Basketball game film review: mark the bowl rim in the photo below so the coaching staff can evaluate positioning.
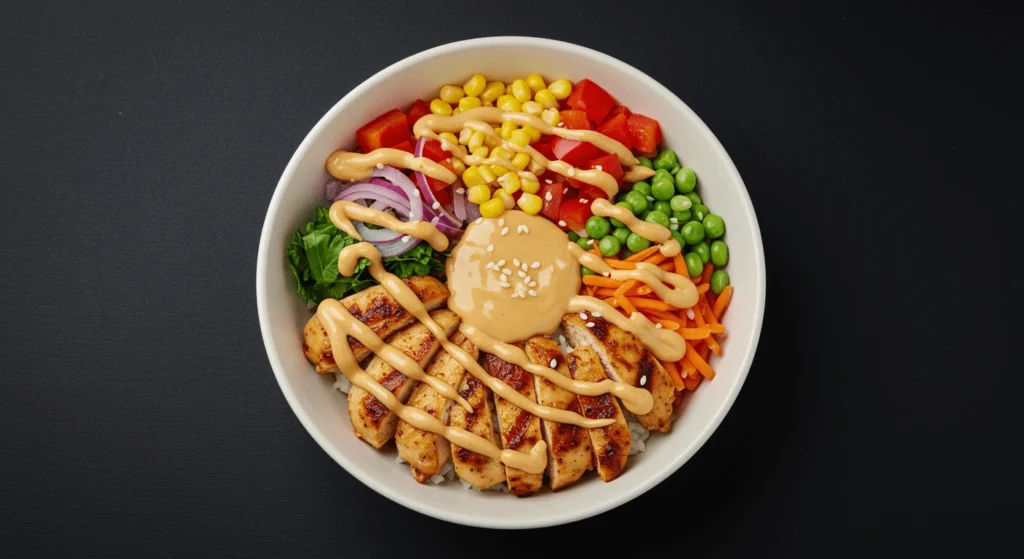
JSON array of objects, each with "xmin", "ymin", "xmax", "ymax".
[{"xmin": 256, "ymin": 35, "xmax": 766, "ymax": 529}]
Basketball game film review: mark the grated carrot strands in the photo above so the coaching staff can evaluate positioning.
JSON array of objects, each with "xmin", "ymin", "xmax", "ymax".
[
  {"xmin": 625, "ymin": 246, "xmax": 660, "ymax": 262},
  {"xmin": 661, "ymin": 360, "xmax": 685, "ymax": 390},
  {"xmin": 712, "ymin": 285, "xmax": 732, "ymax": 318}
]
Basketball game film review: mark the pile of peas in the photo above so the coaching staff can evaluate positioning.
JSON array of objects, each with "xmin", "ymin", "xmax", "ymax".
[{"xmin": 575, "ymin": 148, "xmax": 731, "ymax": 295}]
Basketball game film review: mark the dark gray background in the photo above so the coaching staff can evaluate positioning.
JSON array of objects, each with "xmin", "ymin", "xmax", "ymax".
[{"xmin": 2, "ymin": 1, "xmax": 1021, "ymax": 556}]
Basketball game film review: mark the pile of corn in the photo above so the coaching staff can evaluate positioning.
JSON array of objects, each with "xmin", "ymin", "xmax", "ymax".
[{"xmin": 429, "ymin": 73, "xmax": 574, "ymax": 218}]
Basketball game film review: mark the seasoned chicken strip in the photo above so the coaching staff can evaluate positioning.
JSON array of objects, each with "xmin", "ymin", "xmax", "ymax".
[
  {"xmin": 347, "ymin": 310, "xmax": 460, "ymax": 449},
  {"xmin": 567, "ymin": 346, "xmax": 630, "ymax": 482},
  {"xmin": 395, "ymin": 332, "xmax": 478, "ymax": 483},
  {"xmin": 562, "ymin": 314, "xmax": 675, "ymax": 432},
  {"xmin": 524, "ymin": 336, "xmax": 592, "ymax": 491},
  {"xmin": 483, "ymin": 353, "xmax": 544, "ymax": 496},
  {"xmin": 303, "ymin": 276, "xmax": 449, "ymax": 373},
  {"xmin": 449, "ymin": 376, "xmax": 505, "ymax": 490}
]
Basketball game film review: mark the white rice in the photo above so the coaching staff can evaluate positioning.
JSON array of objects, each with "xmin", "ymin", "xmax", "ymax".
[{"xmin": 333, "ymin": 374, "xmax": 351, "ymax": 394}]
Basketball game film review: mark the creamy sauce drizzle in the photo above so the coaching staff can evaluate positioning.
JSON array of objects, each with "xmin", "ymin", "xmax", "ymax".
[
  {"xmin": 568, "ymin": 242, "xmax": 698, "ymax": 309},
  {"xmin": 326, "ymin": 148, "xmax": 457, "ymax": 183},
  {"xmin": 330, "ymin": 200, "xmax": 449, "ymax": 252},
  {"xmin": 590, "ymin": 198, "xmax": 681, "ymax": 256},
  {"xmin": 567, "ymin": 296, "xmax": 685, "ymax": 362}
]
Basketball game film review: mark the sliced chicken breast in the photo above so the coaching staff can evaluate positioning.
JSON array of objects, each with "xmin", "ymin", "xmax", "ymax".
[
  {"xmin": 566, "ymin": 346, "xmax": 630, "ymax": 482},
  {"xmin": 483, "ymin": 353, "xmax": 544, "ymax": 496},
  {"xmin": 523, "ymin": 336, "xmax": 592, "ymax": 491},
  {"xmin": 303, "ymin": 276, "xmax": 449, "ymax": 373},
  {"xmin": 395, "ymin": 332, "xmax": 478, "ymax": 483},
  {"xmin": 562, "ymin": 313, "xmax": 675, "ymax": 432},
  {"xmin": 347, "ymin": 310, "xmax": 459, "ymax": 449},
  {"xmin": 449, "ymin": 376, "xmax": 505, "ymax": 490}
]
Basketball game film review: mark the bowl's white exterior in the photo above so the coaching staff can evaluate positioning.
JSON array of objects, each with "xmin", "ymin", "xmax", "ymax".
[{"xmin": 256, "ymin": 36, "xmax": 765, "ymax": 529}]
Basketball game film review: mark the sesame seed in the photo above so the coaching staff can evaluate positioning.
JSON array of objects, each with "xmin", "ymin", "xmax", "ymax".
[
  {"xmin": 655, "ymin": 323, "xmax": 663, "ymax": 329},
  {"xmin": 412, "ymin": 189, "xmax": 420, "ymax": 197},
  {"xmin": 603, "ymin": 272, "xmax": 610, "ymax": 277},
  {"xmin": 557, "ymin": 122, "xmax": 565, "ymax": 127},
  {"xmin": 559, "ymin": 335, "xmax": 567, "ymax": 346},
  {"xmin": 670, "ymin": 224, "xmax": 679, "ymax": 231},
  {"xmin": 375, "ymin": 163, "xmax": 384, "ymax": 169},
  {"xmin": 528, "ymin": 289, "xmax": 538, "ymax": 297},
  {"xmin": 432, "ymin": 202, "xmax": 440, "ymax": 210},
  {"xmin": 558, "ymin": 220, "xmax": 566, "ymax": 227},
  {"xmin": 518, "ymin": 271, "xmax": 526, "ymax": 278},
  {"xmin": 522, "ymin": 226, "xmax": 529, "ymax": 233},
  {"xmin": 686, "ymin": 309, "xmax": 695, "ymax": 320},
  {"xmin": 580, "ymin": 198, "xmax": 589, "ymax": 204},
  {"xmin": 485, "ymin": 262, "xmax": 495, "ymax": 270},
  {"xmin": 544, "ymin": 192, "xmax": 553, "ymax": 201},
  {"xmin": 531, "ymin": 261, "xmax": 540, "ymax": 269},
  {"xmin": 669, "ymin": 217, "xmax": 678, "ymax": 223},
  {"xmin": 544, "ymin": 179, "xmax": 552, "ymax": 184},
  {"xmin": 567, "ymin": 168, "xmax": 575, "ymax": 177},
  {"xmin": 502, "ymin": 268, "xmax": 512, "ymax": 275},
  {"xmin": 579, "ymin": 312, "xmax": 588, "ymax": 320},
  {"xmin": 586, "ymin": 322, "xmax": 595, "ymax": 328},
  {"xmin": 500, "ymin": 281, "xmax": 511, "ymax": 288},
  {"xmin": 498, "ymin": 218, "xmax": 504, "ymax": 226},
  {"xmin": 501, "ymin": 227, "xmax": 509, "ymax": 236},
  {"xmin": 640, "ymin": 375, "xmax": 648, "ymax": 385},
  {"xmin": 513, "ymin": 258, "xmax": 520, "ymax": 267},
  {"xmin": 497, "ymin": 260, "xmax": 506, "ymax": 267},
  {"xmin": 499, "ymin": 273, "xmax": 507, "ymax": 282},
  {"xmin": 646, "ymin": 195, "xmax": 654, "ymax": 202},
  {"xmin": 524, "ymin": 275, "xmax": 531, "ymax": 284},
  {"xmin": 486, "ymin": 244, "xmax": 494, "ymax": 253},
  {"xmin": 511, "ymin": 292, "xmax": 521, "ymax": 298},
  {"xmin": 401, "ymin": 235, "xmax": 411, "ymax": 243},
  {"xmin": 549, "ymin": 358, "xmax": 557, "ymax": 368},
  {"xmin": 521, "ymin": 263, "xmax": 528, "ymax": 271},
  {"xmin": 563, "ymin": 188, "xmax": 568, "ymax": 194},
  {"xmin": 592, "ymin": 312, "xmax": 601, "ymax": 317},
  {"xmin": 681, "ymin": 371, "xmax": 688, "ymax": 379},
  {"xmin": 528, "ymin": 280, "xmax": 537, "ymax": 287},
  {"xmin": 595, "ymin": 165, "xmax": 603, "ymax": 171},
  {"xmin": 587, "ymin": 239, "xmax": 595, "ymax": 245},
  {"xmin": 456, "ymin": 188, "xmax": 466, "ymax": 194}
]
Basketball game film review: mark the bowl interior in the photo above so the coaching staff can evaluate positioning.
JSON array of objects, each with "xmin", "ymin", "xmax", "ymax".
[{"xmin": 257, "ymin": 37, "xmax": 764, "ymax": 529}]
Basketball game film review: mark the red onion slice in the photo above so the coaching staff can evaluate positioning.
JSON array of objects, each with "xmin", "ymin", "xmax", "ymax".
[
  {"xmin": 370, "ymin": 166, "xmax": 423, "ymax": 221},
  {"xmin": 453, "ymin": 187, "xmax": 468, "ymax": 221}
]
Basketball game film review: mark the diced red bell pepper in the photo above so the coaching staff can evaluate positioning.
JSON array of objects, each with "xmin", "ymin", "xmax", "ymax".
[
  {"xmin": 558, "ymin": 197, "xmax": 593, "ymax": 232},
  {"xmin": 626, "ymin": 113, "xmax": 662, "ymax": 154},
  {"xmin": 538, "ymin": 180, "xmax": 564, "ymax": 221},
  {"xmin": 552, "ymin": 138, "xmax": 602, "ymax": 167},
  {"xmin": 356, "ymin": 109, "xmax": 412, "ymax": 153},
  {"xmin": 424, "ymin": 158, "xmax": 457, "ymax": 191},
  {"xmin": 391, "ymin": 140, "xmax": 414, "ymax": 154},
  {"xmin": 407, "ymin": 99, "xmax": 430, "ymax": 129},
  {"xmin": 603, "ymin": 105, "xmax": 632, "ymax": 123},
  {"xmin": 432, "ymin": 185, "xmax": 452, "ymax": 207},
  {"xmin": 586, "ymin": 152, "xmax": 623, "ymax": 182},
  {"xmin": 419, "ymin": 139, "xmax": 451, "ymax": 162},
  {"xmin": 596, "ymin": 113, "xmax": 633, "ymax": 150},
  {"xmin": 558, "ymin": 109, "xmax": 592, "ymax": 130},
  {"xmin": 565, "ymin": 79, "xmax": 616, "ymax": 124},
  {"xmin": 532, "ymin": 139, "xmax": 556, "ymax": 161}
]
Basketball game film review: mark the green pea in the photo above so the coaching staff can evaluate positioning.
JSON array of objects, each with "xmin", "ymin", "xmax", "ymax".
[
  {"xmin": 585, "ymin": 216, "xmax": 611, "ymax": 239},
  {"xmin": 685, "ymin": 192, "xmax": 702, "ymax": 206},
  {"xmin": 672, "ymin": 209, "xmax": 691, "ymax": 223},
  {"xmin": 631, "ymin": 181, "xmax": 652, "ymax": 197},
  {"xmin": 710, "ymin": 240, "xmax": 729, "ymax": 266},
  {"xmin": 581, "ymin": 266, "xmax": 595, "ymax": 276},
  {"xmin": 645, "ymin": 210, "xmax": 670, "ymax": 228},
  {"xmin": 692, "ymin": 242, "xmax": 710, "ymax": 264},
  {"xmin": 567, "ymin": 230, "xmax": 580, "ymax": 242},
  {"xmin": 671, "ymin": 230, "xmax": 686, "ymax": 247},
  {"xmin": 710, "ymin": 269, "xmax": 730, "ymax": 294},
  {"xmin": 653, "ymin": 168, "xmax": 673, "ymax": 184},
  {"xmin": 685, "ymin": 252, "xmax": 703, "ymax": 278},
  {"xmin": 612, "ymin": 227, "xmax": 631, "ymax": 244},
  {"xmin": 598, "ymin": 235, "xmax": 621, "ymax": 257},
  {"xmin": 669, "ymin": 165, "xmax": 681, "ymax": 175},
  {"xmin": 637, "ymin": 210, "xmax": 650, "ymax": 222},
  {"xmin": 653, "ymin": 149, "xmax": 678, "ymax": 170},
  {"xmin": 653, "ymin": 201, "xmax": 672, "ymax": 216},
  {"xmin": 681, "ymin": 220, "xmax": 705, "ymax": 245},
  {"xmin": 626, "ymin": 232, "xmax": 650, "ymax": 252},
  {"xmin": 691, "ymin": 204, "xmax": 709, "ymax": 222},
  {"xmin": 651, "ymin": 176, "xmax": 675, "ymax": 200},
  {"xmin": 675, "ymin": 167, "xmax": 697, "ymax": 193},
  {"xmin": 624, "ymin": 191, "xmax": 648, "ymax": 214},
  {"xmin": 576, "ymin": 237, "xmax": 592, "ymax": 250},
  {"xmin": 636, "ymin": 156, "xmax": 653, "ymax": 169},
  {"xmin": 702, "ymin": 214, "xmax": 725, "ymax": 239},
  {"xmin": 610, "ymin": 202, "xmax": 632, "ymax": 227},
  {"xmin": 670, "ymin": 195, "xmax": 692, "ymax": 212}
]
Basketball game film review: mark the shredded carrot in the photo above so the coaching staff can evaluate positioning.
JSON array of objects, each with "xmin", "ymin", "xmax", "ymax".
[
  {"xmin": 646, "ymin": 309, "xmax": 681, "ymax": 323},
  {"xmin": 659, "ymin": 261, "xmax": 675, "ymax": 271},
  {"xmin": 713, "ymin": 285, "xmax": 732, "ymax": 318},
  {"xmin": 614, "ymin": 279, "xmax": 637, "ymax": 298},
  {"xmin": 700, "ymin": 262, "xmax": 714, "ymax": 284},
  {"xmin": 642, "ymin": 313, "xmax": 680, "ymax": 330},
  {"xmin": 643, "ymin": 253, "xmax": 669, "ymax": 266},
  {"xmin": 604, "ymin": 259, "xmax": 637, "ymax": 270},
  {"xmin": 697, "ymin": 283, "xmax": 710, "ymax": 295},
  {"xmin": 697, "ymin": 341, "xmax": 710, "ymax": 362},
  {"xmin": 692, "ymin": 303, "xmax": 706, "ymax": 327},
  {"xmin": 617, "ymin": 295, "xmax": 637, "ymax": 316},
  {"xmin": 680, "ymin": 326, "xmax": 712, "ymax": 340},
  {"xmin": 634, "ymin": 285, "xmax": 653, "ymax": 296},
  {"xmin": 679, "ymin": 356, "xmax": 697, "ymax": 377},
  {"xmin": 707, "ymin": 323, "xmax": 725, "ymax": 334},
  {"xmin": 585, "ymin": 285, "xmax": 595, "ymax": 297},
  {"xmin": 685, "ymin": 342, "xmax": 716, "ymax": 380},
  {"xmin": 699, "ymin": 293, "xmax": 719, "ymax": 325},
  {"xmin": 582, "ymin": 276, "xmax": 622, "ymax": 288},
  {"xmin": 628, "ymin": 297, "xmax": 674, "ymax": 311},
  {"xmin": 684, "ymin": 376, "xmax": 701, "ymax": 391},
  {"xmin": 625, "ymin": 246, "xmax": 659, "ymax": 262},
  {"xmin": 673, "ymin": 253, "xmax": 687, "ymax": 275},
  {"xmin": 661, "ymin": 360, "xmax": 685, "ymax": 390}
]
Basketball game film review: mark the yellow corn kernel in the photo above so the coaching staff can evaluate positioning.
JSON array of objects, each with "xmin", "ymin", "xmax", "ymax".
[
  {"xmin": 439, "ymin": 132, "xmax": 459, "ymax": 146},
  {"xmin": 478, "ymin": 165, "xmax": 497, "ymax": 184},
  {"xmin": 492, "ymin": 125, "xmax": 502, "ymax": 136},
  {"xmin": 499, "ymin": 172, "xmax": 521, "ymax": 193},
  {"xmin": 490, "ymin": 146, "xmax": 513, "ymax": 160},
  {"xmin": 479, "ymin": 197, "xmax": 506, "ymax": 218},
  {"xmin": 521, "ymin": 125, "xmax": 541, "ymax": 143},
  {"xmin": 483, "ymin": 100, "xmax": 494, "ymax": 107},
  {"xmin": 500, "ymin": 121, "xmax": 517, "ymax": 139},
  {"xmin": 459, "ymin": 96, "xmax": 482, "ymax": 111},
  {"xmin": 451, "ymin": 106, "xmax": 464, "ymax": 115},
  {"xmin": 463, "ymin": 73, "xmax": 486, "ymax": 97},
  {"xmin": 521, "ymin": 175, "xmax": 540, "ymax": 194},
  {"xmin": 467, "ymin": 131, "xmax": 484, "ymax": 151},
  {"xmin": 472, "ymin": 145, "xmax": 489, "ymax": 158},
  {"xmin": 463, "ymin": 166, "xmax": 485, "ymax": 187},
  {"xmin": 430, "ymin": 98, "xmax": 452, "ymax": 116},
  {"xmin": 483, "ymin": 135, "xmax": 498, "ymax": 150},
  {"xmin": 511, "ymin": 152, "xmax": 531, "ymax": 170},
  {"xmin": 548, "ymin": 79, "xmax": 572, "ymax": 100},
  {"xmin": 517, "ymin": 192, "xmax": 543, "ymax": 215},
  {"xmin": 541, "ymin": 108, "xmax": 560, "ymax": 126},
  {"xmin": 505, "ymin": 83, "xmax": 514, "ymax": 95},
  {"xmin": 449, "ymin": 158, "xmax": 466, "ymax": 174},
  {"xmin": 490, "ymin": 164, "xmax": 509, "ymax": 177},
  {"xmin": 495, "ymin": 188, "xmax": 515, "ymax": 209},
  {"xmin": 511, "ymin": 79, "xmax": 531, "ymax": 103},
  {"xmin": 439, "ymin": 85, "xmax": 465, "ymax": 104},
  {"xmin": 509, "ymin": 129, "xmax": 531, "ymax": 147},
  {"xmin": 496, "ymin": 95, "xmax": 521, "ymax": 112},
  {"xmin": 467, "ymin": 184, "xmax": 491, "ymax": 204},
  {"xmin": 481, "ymin": 81, "xmax": 505, "ymax": 103},
  {"xmin": 526, "ymin": 73, "xmax": 546, "ymax": 93},
  {"xmin": 458, "ymin": 127, "xmax": 473, "ymax": 145},
  {"xmin": 521, "ymin": 101, "xmax": 543, "ymax": 116},
  {"xmin": 534, "ymin": 89, "xmax": 557, "ymax": 109}
]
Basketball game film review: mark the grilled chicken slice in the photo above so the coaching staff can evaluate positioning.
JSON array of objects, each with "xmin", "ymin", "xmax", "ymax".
[
  {"xmin": 562, "ymin": 313, "xmax": 675, "ymax": 432},
  {"xmin": 347, "ymin": 310, "xmax": 460, "ymax": 449},
  {"xmin": 523, "ymin": 336, "xmax": 592, "ymax": 491},
  {"xmin": 395, "ymin": 332, "xmax": 478, "ymax": 483},
  {"xmin": 303, "ymin": 276, "xmax": 449, "ymax": 373},
  {"xmin": 483, "ymin": 353, "xmax": 544, "ymax": 496},
  {"xmin": 567, "ymin": 346, "xmax": 630, "ymax": 482},
  {"xmin": 449, "ymin": 376, "xmax": 505, "ymax": 490}
]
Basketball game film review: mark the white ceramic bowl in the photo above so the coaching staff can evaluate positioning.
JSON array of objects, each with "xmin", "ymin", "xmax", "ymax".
[{"xmin": 257, "ymin": 36, "xmax": 765, "ymax": 529}]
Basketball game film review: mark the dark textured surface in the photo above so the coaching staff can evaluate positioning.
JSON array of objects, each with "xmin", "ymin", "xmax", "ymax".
[{"xmin": 2, "ymin": 1, "xmax": 1020, "ymax": 556}]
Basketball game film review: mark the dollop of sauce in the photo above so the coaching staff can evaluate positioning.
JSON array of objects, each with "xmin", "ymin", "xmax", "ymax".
[
  {"xmin": 446, "ymin": 211, "xmax": 580, "ymax": 343},
  {"xmin": 326, "ymin": 148, "xmax": 457, "ymax": 183},
  {"xmin": 590, "ymin": 199, "xmax": 680, "ymax": 257}
]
